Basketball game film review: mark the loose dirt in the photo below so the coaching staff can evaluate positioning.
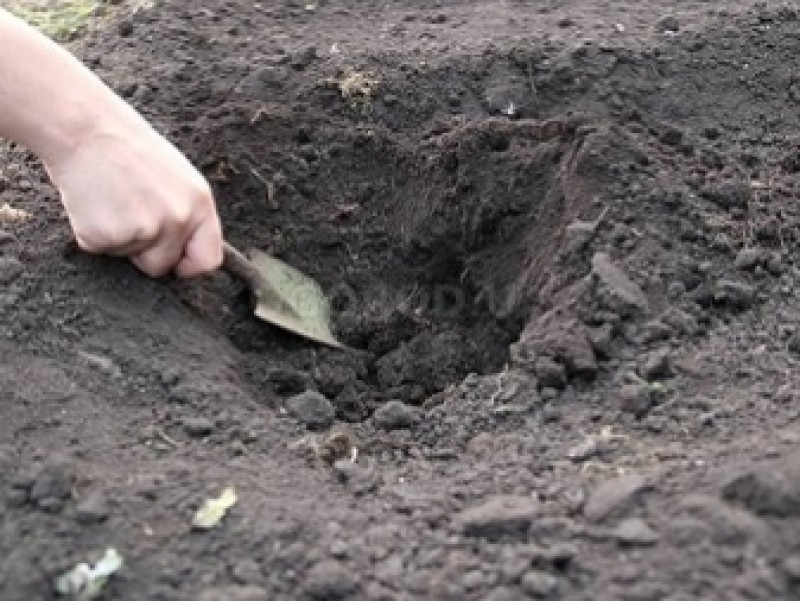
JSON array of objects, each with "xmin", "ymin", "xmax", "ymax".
[{"xmin": 4, "ymin": 1, "xmax": 800, "ymax": 600}]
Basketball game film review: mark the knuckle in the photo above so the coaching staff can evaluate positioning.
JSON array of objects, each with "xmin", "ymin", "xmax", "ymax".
[
  {"xmin": 168, "ymin": 203, "xmax": 192, "ymax": 230},
  {"xmin": 193, "ymin": 181, "xmax": 215, "ymax": 209},
  {"xmin": 134, "ymin": 218, "xmax": 161, "ymax": 243},
  {"xmin": 176, "ymin": 262, "xmax": 200, "ymax": 278},
  {"xmin": 135, "ymin": 252, "xmax": 170, "ymax": 278},
  {"xmin": 168, "ymin": 187, "xmax": 211, "ymax": 229},
  {"xmin": 76, "ymin": 229, "xmax": 123, "ymax": 252}
]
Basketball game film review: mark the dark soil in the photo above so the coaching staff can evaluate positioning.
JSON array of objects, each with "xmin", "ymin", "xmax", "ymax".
[{"xmin": 4, "ymin": 1, "xmax": 800, "ymax": 599}]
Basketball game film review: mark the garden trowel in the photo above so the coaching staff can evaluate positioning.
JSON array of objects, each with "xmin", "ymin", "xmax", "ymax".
[{"xmin": 222, "ymin": 242, "xmax": 342, "ymax": 348}]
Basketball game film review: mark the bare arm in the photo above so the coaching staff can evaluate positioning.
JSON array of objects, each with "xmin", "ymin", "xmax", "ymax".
[{"xmin": 0, "ymin": 9, "xmax": 222, "ymax": 277}]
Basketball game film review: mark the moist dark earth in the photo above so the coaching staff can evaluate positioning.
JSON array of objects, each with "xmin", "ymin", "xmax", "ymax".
[{"xmin": 5, "ymin": 0, "xmax": 800, "ymax": 599}]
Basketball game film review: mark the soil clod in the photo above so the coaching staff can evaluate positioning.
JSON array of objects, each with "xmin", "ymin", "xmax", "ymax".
[
  {"xmin": 455, "ymin": 495, "xmax": 538, "ymax": 540},
  {"xmin": 29, "ymin": 458, "xmax": 73, "ymax": 510},
  {"xmin": 610, "ymin": 518, "xmax": 660, "ymax": 546},
  {"xmin": 655, "ymin": 16, "xmax": 681, "ymax": 33},
  {"xmin": 371, "ymin": 400, "xmax": 419, "ymax": 431},
  {"xmin": 639, "ymin": 349, "xmax": 674, "ymax": 381},
  {"xmin": 0, "ymin": 256, "xmax": 23, "ymax": 284},
  {"xmin": 74, "ymin": 490, "xmax": 110, "ymax": 525},
  {"xmin": 590, "ymin": 252, "xmax": 649, "ymax": 318},
  {"xmin": 286, "ymin": 390, "xmax": 336, "ymax": 431},
  {"xmin": 721, "ymin": 456, "xmax": 800, "ymax": 517},
  {"xmin": 302, "ymin": 561, "xmax": 361, "ymax": 600},
  {"xmin": 197, "ymin": 585, "xmax": 269, "ymax": 601},
  {"xmin": 521, "ymin": 571, "xmax": 560, "ymax": 598},
  {"xmin": 182, "ymin": 416, "xmax": 215, "ymax": 438},
  {"xmin": 584, "ymin": 474, "xmax": 652, "ymax": 522}
]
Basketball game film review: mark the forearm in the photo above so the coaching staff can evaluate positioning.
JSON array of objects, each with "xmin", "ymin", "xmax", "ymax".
[
  {"xmin": 0, "ymin": 8, "xmax": 143, "ymax": 165},
  {"xmin": 0, "ymin": 9, "xmax": 222, "ymax": 277}
]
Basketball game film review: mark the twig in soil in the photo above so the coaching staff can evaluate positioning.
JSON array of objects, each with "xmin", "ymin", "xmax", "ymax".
[
  {"xmin": 599, "ymin": 425, "xmax": 628, "ymax": 442},
  {"xmin": 206, "ymin": 157, "xmax": 235, "ymax": 183},
  {"xmin": 592, "ymin": 205, "xmax": 611, "ymax": 229},
  {"xmin": 750, "ymin": 180, "xmax": 794, "ymax": 195},
  {"xmin": 250, "ymin": 106, "xmax": 270, "ymax": 124},
  {"xmin": 155, "ymin": 428, "xmax": 179, "ymax": 448},
  {"xmin": 244, "ymin": 163, "xmax": 278, "ymax": 209},
  {"xmin": 398, "ymin": 285, "xmax": 433, "ymax": 326},
  {"xmin": 489, "ymin": 363, "xmax": 510, "ymax": 405},
  {"xmin": 247, "ymin": 165, "xmax": 269, "ymax": 187}
]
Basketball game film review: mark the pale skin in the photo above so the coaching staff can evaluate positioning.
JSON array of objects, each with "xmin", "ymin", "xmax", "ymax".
[{"xmin": 0, "ymin": 9, "xmax": 223, "ymax": 277}]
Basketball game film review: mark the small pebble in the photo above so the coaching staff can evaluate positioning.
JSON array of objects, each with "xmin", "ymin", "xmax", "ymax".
[
  {"xmin": 231, "ymin": 559, "xmax": 263, "ymax": 585},
  {"xmin": 734, "ymin": 248, "xmax": 762, "ymax": 271},
  {"xmin": 6, "ymin": 487, "xmax": 28, "ymax": 507},
  {"xmin": 75, "ymin": 490, "xmax": 110, "ymax": 524},
  {"xmin": 329, "ymin": 540, "xmax": 349, "ymax": 558},
  {"xmin": 703, "ymin": 180, "xmax": 752, "ymax": 210},
  {"xmin": 610, "ymin": 518, "xmax": 660, "ymax": 546},
  {"xmin": 521, "ymin": 570, "xmax": 559, "ymax": 597},
  {"xmin": 584, "ymin": 474, "xmax": 650, "ymax": 522},
  {"xmin": 461, "ymin": 569, "xmax": 492, "ymax": 591},
  {"xmin": 640, "ymin": 349, "xmax": 673, "ymax": 381},
  {"xmin": 117, "ymin": 20, "xmax": 134, "ymax": 37},
  {"xmin": 713, "ymin": 279, "xmax": 756, "ymax": 311},
  {"xmin": 0, "ymin": 256, "xmax": 23, "ymax": 284},
  {"xmin": 567, "ymin": 437, "xmax": 602, "ymax": 462},
  {"xmin": 618, "ymin": 383, "xmax": 653, "ymax": 418},
  {"xmin": 788, "ymin": 333, "xmax": 800, "ymax": 355},
  {"xmin": 535, "ymin": 357, "xmax": 567, "ymax": 389},
  {"xmin": 660, "ymin": 127, "xmax": 683, "ymax": 146},
  {"xmin": 783, "ymin": 555, "xmax": 800, "ymax": 582},
  {"xmin": 639, "ymin": 319, "xmax": 673, "ymax": 343},
  {"xmin": 372, "ymin": 400, "xmax": 419, "ymax": 430},
  {"xmin": 30, "ymin": 458, "xmax": 73, "ymax": 508},
  {"xmin": 286, "ymin": 390, "xmax": 336, "ymax": 430},
  {"xmin": 303, "ymin": 561, "xmax": 360, "ymax": 600},
  {"xmin": 454, "ymin": 495, "xmax": 538, "ymax": 539},
  {"xmin": 564, "ymin": 220, "xmax": 597, "ymax": 254},
  {"xmin": 655, "ymin": 15, "xmax": 680, "ymax": 33},
  {"xmin": 666, "ymin": 281, "xmax": 686, "ymax": 299},
  {"xmin": 588, "ymin": 324, "xmax": 613, "ymax": 358},
  {"xmin": 182, "ymin": 416, "xmax": 215, "ymax": 438},
  {"xmin": 197, "ymin": 585, "xmax": 269, "ymax": 601},
  {"xmin": 290, "ymin": 45, "xmax": 318, "ymax": 71},
  {"xmin": 333, "ymin": 460, "xmax": 380, "ymax": 495},
  {"xmin": 766, "ymin": 253, "xmax": 784, "ymax": 275}
]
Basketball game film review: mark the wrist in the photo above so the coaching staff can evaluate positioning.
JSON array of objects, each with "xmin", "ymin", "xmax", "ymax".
[
  {"xmin": 0, "ymin": 10, "xmax": 153, "ymax": 173},
  {"xmin": 38, "ymin": 91, "xmax": 147, "ymax": 172}
]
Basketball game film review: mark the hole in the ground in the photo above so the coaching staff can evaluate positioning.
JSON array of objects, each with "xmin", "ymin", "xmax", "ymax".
[{"xmin": 195, "ymin": 103, "xmax": 602, "ymax": 421}]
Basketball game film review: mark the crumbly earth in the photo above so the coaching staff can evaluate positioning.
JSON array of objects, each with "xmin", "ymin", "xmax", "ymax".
[{"xmin": 3, "ymin": 1, "xmax": 800, "ymax": 599}]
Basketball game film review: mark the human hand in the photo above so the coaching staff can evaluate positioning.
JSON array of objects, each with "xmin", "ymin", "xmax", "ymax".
[{"xmin": 44, "ymin": 124, "xmax": 223, "ymax": 278}]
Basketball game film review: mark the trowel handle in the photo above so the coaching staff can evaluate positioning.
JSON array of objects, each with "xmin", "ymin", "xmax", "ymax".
[{"xmin": 222, "ymin": 241, "xmax": 262, "ymax": 288}]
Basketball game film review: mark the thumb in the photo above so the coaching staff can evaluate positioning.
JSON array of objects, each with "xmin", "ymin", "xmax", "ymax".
[{"xmin": 174, "ymin": 216, "xmax": 224, "ymax": 278}]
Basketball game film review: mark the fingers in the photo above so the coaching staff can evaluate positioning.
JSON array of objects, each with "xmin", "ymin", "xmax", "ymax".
[
  {"xmin": 81, "ymin": 231, "xmax": 153, "ymax": 259},
  {"xmin": 174, "ymin": 213, "xmax": 223, "ymax": 278},
  {"xmin": 52, "ymin": 127, "xmax": 223, "ymax": 279},
  {"xmin": 75, "ymin": 214, "xmax": 221, "ymax": 278},
  {"xmin": 131, "ymin": 234, "xmax": 185, "ymax": 278},
  {"xmin": 73, "ymin": 213, "xmax": 182, "ymax": 277},
  {"xmin": 131, "ymin": 210, "xmax": 222, "ymax": 278}
]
